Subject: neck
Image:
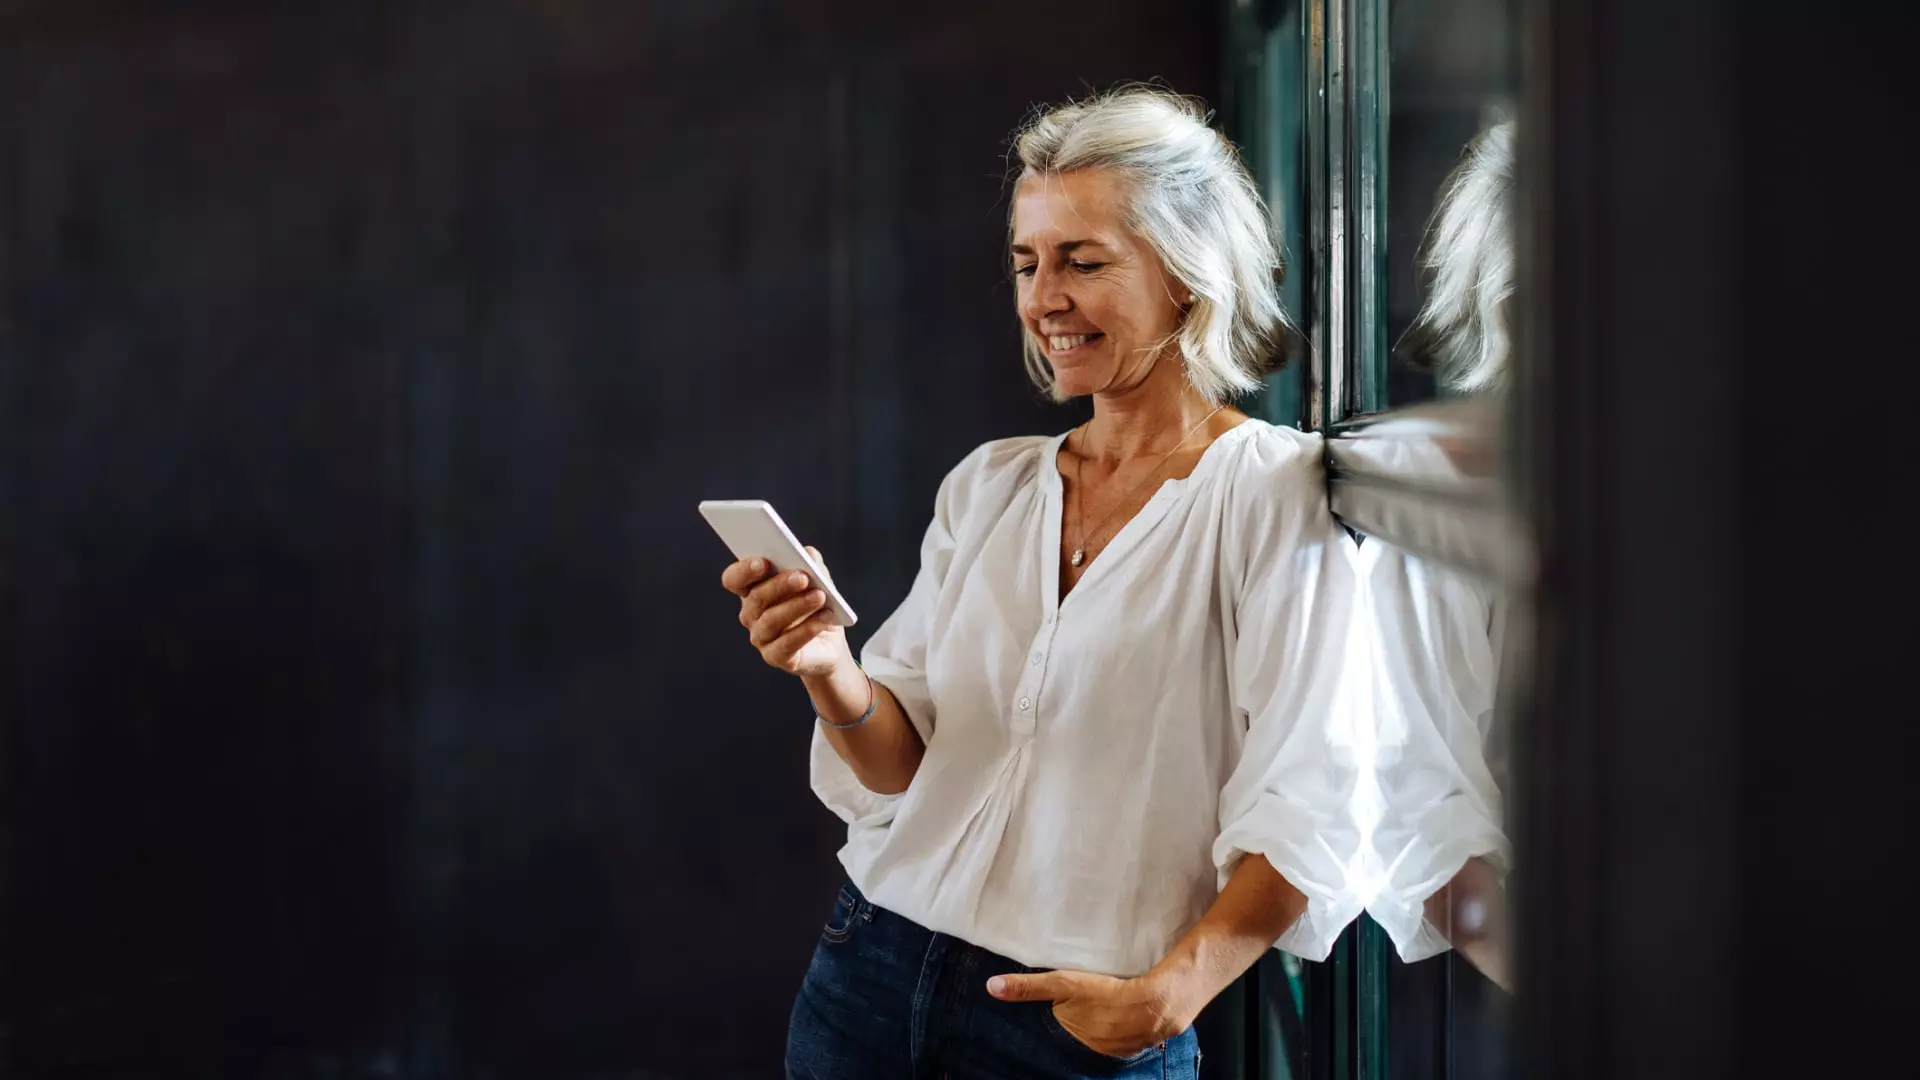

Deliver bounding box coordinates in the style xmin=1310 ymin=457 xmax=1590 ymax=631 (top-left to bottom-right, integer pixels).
xmin=1083 ymin=361 xmax=1217 ymax=464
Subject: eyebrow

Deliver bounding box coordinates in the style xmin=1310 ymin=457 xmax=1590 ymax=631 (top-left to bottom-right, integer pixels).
xmin=1009 ymin=239 xmax=1107 ymax=257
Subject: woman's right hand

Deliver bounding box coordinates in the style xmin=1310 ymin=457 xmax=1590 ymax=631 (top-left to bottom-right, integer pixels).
xmin=720 ymin=548 xmax=852 ymax=679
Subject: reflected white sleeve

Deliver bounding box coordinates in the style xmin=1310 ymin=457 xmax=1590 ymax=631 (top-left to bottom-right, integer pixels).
xmin=1361 ymin=547 xmax=1510 ymax=961
xmin=1211 ymin=441 xmax=1366 ymax=962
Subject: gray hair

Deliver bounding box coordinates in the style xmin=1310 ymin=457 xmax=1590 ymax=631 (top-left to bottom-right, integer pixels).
xmin=1010 ymin=88 xmax=1291 ymax=403
xmin=1407 ymin=121 xmax=1516 ymax=394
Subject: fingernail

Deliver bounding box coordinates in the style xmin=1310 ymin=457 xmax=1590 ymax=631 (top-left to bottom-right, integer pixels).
xmin=987 ymin=976 xmax=1006 ymax=996
xmin=750 ymin=559 xmax=764 ymax=572
xmin=791 ymin=572 xmax=808 ymax=587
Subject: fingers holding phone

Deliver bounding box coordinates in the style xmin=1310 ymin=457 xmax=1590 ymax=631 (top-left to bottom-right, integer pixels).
xmin=721 ymin=550 xmax=850 ymax=678
xmin=701 ymin=501 xmax=857 ymax=625
xmin=703 ymin=500 xmax=858 ymax=678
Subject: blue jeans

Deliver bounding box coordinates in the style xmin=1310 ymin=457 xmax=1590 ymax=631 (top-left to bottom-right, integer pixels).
xmin=785 ymin=880 xmax=1202 ymax=1079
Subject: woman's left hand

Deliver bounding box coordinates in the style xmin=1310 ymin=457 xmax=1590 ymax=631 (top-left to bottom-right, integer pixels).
xmin=986 ymin=969 xmax=1192 ymax=1058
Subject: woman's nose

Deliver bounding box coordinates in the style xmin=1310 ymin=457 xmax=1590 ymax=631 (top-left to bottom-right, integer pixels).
xmin=1021 ymin=266 xmax=1069 ymax=321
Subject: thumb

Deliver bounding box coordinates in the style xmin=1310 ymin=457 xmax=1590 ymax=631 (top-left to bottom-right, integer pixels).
xmin=987 ymin=970 xmax=1072 ymax=1002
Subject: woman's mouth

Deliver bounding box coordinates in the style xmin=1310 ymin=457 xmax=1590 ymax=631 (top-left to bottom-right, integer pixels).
xmin=1045 ymin=332 xmax=1104 ymax=355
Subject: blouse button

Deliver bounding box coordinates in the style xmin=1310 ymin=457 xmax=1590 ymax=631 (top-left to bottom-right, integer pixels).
xmin=1018 ymin=696 xmax=1031 ymax=711
xmin=1030 ymin=652 xmax=1042 ymax=666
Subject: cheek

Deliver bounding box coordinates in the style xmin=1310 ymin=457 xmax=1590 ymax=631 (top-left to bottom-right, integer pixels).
xmin=1130 ymin=294 xmax=1185 ymax=342
xmin=1094 ymin=274 xmax=1176 ymax=335
xmin=1101 ymin=309 xmax=1162 ymax=352
xmin=1076 ymin=281 xmax=1133 ymax=331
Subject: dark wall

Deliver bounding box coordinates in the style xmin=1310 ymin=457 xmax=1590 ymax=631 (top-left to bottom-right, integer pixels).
xmin=1515 ymin=0 xmax=1920 ymax=1076
xmin=0 ymin=3 xmax=1217 ymax=1076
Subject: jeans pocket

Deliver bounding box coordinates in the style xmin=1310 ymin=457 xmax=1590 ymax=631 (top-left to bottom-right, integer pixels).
xmin=820 ymin=884 xmax=866 ymax=944
xmin=1038 ymin=1004 xmax=1163 ymax=1068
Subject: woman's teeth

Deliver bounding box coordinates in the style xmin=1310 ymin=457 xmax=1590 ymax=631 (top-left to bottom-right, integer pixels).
xmin=1049 ymin=334 xmax=1099 ymax=351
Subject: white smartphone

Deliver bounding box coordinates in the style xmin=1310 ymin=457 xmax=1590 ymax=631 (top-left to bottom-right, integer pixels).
xmin=697 ymin=499 xmax=858 ymax=627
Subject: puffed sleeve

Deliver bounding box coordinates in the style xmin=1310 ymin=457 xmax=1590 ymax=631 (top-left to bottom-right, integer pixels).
xmin=1211 ymin=431 xmax=1367 ymax=961
xmin=1360 ymin=544 xmax=1510 ymax=962
xmin=806 ymin=451 xmax=963 ymax=828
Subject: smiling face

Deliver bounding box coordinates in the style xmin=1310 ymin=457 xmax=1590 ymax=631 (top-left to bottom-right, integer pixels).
xmin=1010 ymin=168 xmax=1189 ymax=399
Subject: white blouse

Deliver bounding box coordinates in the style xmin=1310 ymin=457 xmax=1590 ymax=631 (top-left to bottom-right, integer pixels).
xmin=809 ymin=419 xmax=1362 ymax=977
xmin=1337 ymin=415 xmax=1511 ymax=962
xmin=1356 ymin=540 xmax=1509 ymax=961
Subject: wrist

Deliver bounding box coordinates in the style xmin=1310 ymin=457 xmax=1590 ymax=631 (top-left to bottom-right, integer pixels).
xmin=802 ymin=652 xmax=869 ymax=724
xmin=1138 ymin=957 xmax=1210 ymax=1036
xmin=798 ymin=642 xmax=856 ymax=685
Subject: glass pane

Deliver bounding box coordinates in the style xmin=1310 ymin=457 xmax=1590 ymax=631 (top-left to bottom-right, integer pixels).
xmin=1333 ymin=398 xmax=1524 ymax=1080
xmin=1380 ymin=0 xmax=1519 ymax=411
xmin=1228 ymin=0 xmax=1314 ymax=433
xmin=1350 ymin=0 xmax=1522 ymax=1077
xmin=1233 ymin=3 xmax=1527 ymax=1076
xmin=1258 ymin=949 xmax=1313 ymax=1080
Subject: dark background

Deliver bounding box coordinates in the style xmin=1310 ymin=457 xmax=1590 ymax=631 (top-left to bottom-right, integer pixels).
xmin=1514 ymin=1 xmax=1920 ymax=1077
xmin=0 ymin=2 xmax=1215 ymax=1076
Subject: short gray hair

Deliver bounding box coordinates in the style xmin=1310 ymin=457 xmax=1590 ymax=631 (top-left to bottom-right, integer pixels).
xmin=1010 ymin=87 xmax=1291 ymax=403
xmin=1407 ymin=121 xmax=1516 ymax=394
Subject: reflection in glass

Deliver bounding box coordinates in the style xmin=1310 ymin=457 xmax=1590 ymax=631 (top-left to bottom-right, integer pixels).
xmin=1231 ymin=2 xmax=1528 ymax=1074
xmin=1347 ymin=113 xmax=1520 ymax=1078
xmin=1384 ymin=0 xmax=1519 ymax=410
xmin=1400 ymin=122 xmax=1515 ymax=399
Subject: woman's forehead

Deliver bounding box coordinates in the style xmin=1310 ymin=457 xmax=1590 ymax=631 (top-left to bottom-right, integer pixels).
xmin=1011 ymin=170 xmax=1127 ymax=244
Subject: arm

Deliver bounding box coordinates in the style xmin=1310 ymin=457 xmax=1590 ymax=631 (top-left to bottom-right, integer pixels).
xmin=985 ymin=854 xmax=1305 ymax=1055
xmin=805 ymin=448 xmax=982 ymax=800
xmin=1361 ymin=545 xmax=1513 ymax=978
xmin=725 ymin=553 xmax=929 ymax=797
xmin=1146 ymin=854 xmax=1307 ymax=1021
xmin=730 ymin=449 xmax=979 ymax=807
xmin=800 ymin=654 xmax=923 ymax=796
xmin=1423 ymin=855 xmax=1511 ymax=991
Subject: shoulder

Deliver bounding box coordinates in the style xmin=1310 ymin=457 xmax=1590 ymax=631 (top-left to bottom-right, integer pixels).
xmin=941 ymin=434 xmax=1054 ymax=494
xmin=930 ymin=434 xmax=1055 ymax=519
xmin=1212 ymin=420 xmax=1326 ymax=507
xmin=1329 ymin=415 xmax=1462 ymax=480
xmin=954 ymin=434 xmax=1055 ymax=477
xmin=1208 ymin=421 xmax=1337 ymax=576
xmin=1207 ymin=422 xmax=1343 ymax=602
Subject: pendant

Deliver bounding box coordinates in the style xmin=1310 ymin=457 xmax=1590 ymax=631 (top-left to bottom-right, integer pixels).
xmin=1070 ymin=548 xmax=1085 ymax=567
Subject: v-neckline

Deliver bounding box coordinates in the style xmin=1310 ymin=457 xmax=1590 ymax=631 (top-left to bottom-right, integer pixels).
xmin=1042 ymin=420 xmax=1258 ymax=612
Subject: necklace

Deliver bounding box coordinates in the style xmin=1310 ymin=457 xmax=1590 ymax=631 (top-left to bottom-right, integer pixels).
xmin=1070 ymin=404 xmax=1224 ymax=568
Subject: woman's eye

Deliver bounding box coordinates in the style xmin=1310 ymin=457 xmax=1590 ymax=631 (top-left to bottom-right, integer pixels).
xmin=1012 ymin=264 xmax=1037 ymax=278
xmin=1070 ymin=261 xmax=1105 ymax=273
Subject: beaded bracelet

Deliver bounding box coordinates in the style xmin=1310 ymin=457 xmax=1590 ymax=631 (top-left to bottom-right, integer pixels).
xmin=816 ymin=661 xmax=877 ymax=730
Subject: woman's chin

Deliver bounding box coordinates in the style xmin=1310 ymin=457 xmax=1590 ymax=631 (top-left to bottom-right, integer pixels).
xmin=1050 ymin=364 xmax=1111 ymax=400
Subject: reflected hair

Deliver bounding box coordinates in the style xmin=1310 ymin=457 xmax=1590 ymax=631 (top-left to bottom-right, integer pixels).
xmin=1009 ymin=87 xmax=1292 ymax=404
xmin=1407 ymin=121 xmax=1516 ymax=394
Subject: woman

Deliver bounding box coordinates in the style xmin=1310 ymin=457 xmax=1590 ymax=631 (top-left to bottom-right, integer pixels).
xmin=719 ymin=89 xmax=1358 ymax=1079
